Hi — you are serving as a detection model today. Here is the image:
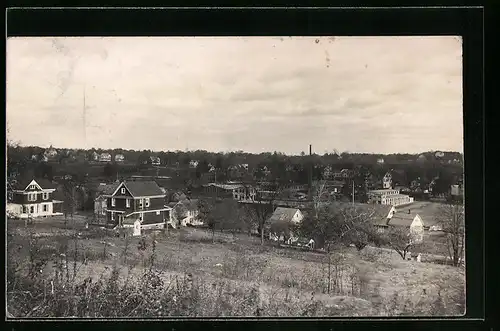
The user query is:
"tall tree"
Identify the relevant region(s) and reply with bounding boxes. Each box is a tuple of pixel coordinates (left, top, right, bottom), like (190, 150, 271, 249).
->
(242, 179, 284, 245)
(197, 198, 218, 242)
(434, 202, 465, 266)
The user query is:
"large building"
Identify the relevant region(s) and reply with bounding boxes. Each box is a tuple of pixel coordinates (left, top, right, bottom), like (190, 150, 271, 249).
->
(7, 178, 64, 218)
(202, 183, 257, 201)
(104, 180, 172, 229)
(367, 189, 414, 206)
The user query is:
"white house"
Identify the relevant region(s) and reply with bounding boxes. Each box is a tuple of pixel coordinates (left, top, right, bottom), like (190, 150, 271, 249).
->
(168, 199, 203, 227)
(115, 154, 125, 162)
(409, 214, 425, 244)
(99, 153, 112, 163)
(189, 160, 199, 168)
(269, 207, 304, 224)
(7, 178, 64, 219)
(150, 156, 161, 166)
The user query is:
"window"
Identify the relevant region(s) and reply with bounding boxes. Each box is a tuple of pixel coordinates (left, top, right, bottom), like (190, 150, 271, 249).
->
(145, 198, 150, 208)
(30, 206, 34, 213)
(139, 199, 144, 209)
(42, 192, 49, 200)
(28, 193, 37, 201)
(156, 211, 161, 215)
(111, 198, 116, 207)
(139, 213, 144, 221)
(126, 199, 130, 208)
(111, 212, 114, 221)
(43, 204, 48, 212)
(121, 188, 126, 194)
(29, 185, 36, 190)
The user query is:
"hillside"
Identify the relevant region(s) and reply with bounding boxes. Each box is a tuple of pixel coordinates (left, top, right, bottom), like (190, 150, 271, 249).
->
(7, 218, 465, 317)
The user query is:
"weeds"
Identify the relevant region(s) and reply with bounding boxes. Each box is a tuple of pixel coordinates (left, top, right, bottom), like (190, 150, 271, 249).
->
(7, 225, 466, 318)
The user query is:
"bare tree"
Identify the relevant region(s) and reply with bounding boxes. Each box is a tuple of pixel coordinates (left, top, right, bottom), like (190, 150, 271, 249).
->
(238, 205, 258, 237)
(383, 226, 413, 260)
(434, 202, 465, 266)
(197, 198, 218, 242)
(242, 180, 283, 245)
(297, 201, 385, 293)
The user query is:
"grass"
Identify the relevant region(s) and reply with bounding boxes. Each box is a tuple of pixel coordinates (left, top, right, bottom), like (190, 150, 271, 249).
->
(7, 216, 465, 318)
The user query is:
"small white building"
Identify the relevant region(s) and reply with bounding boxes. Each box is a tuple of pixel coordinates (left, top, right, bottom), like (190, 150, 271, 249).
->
(269, 207, 304, 224)
(43, 146, 58, 161)
(382, 172, 392, 189)
(189, 160, 199, 168)
(115, 154, 125, 162)
(409, 214, 424, 244)
(99, 153, 112, 163)
(150, 156, 161, 166)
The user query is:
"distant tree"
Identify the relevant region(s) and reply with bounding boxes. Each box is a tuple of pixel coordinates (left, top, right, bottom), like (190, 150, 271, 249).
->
(34, 163, 53, 181)
(197, 198, 218, 242)
(239, 205, 259, 236)
(213, 199, 241, 235)
(62, 180, 77, 224)
(196, 159, 210, 175)
(103, 163, 118, 180)
(181, 153, 191, 166)
(137, 150, 151, 167)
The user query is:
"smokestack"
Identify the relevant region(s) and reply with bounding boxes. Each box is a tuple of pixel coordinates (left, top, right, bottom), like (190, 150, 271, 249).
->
(309, 145, 313, 200)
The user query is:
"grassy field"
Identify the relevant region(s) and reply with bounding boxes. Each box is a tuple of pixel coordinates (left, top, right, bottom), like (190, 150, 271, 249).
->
(7, 216, 465, 318)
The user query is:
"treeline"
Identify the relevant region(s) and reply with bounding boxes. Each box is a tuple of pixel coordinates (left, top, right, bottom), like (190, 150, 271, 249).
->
(7, 145, 463, 195)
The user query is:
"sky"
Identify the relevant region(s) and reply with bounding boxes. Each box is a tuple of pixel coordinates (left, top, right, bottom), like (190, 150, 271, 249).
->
(6, 36, 463, 155)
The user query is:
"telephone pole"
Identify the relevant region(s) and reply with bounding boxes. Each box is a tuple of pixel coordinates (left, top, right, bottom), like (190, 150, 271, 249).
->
(352, 180, 355, 205)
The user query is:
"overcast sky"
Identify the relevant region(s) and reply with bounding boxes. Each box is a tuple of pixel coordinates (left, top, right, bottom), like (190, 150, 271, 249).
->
(6, 36, 463, 155)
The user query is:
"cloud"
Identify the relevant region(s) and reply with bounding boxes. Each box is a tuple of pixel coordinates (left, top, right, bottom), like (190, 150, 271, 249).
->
(6, 36, 463, 154)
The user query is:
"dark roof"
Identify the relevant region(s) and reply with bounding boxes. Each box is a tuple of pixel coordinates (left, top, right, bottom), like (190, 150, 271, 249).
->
(122, 181, 165, 197)
(327, 202, 394, 227)
(97, 182, 120, 195)
(168, 198, 199, 210)
(11, 178, 56, 190)
(269, 207, 301, 223)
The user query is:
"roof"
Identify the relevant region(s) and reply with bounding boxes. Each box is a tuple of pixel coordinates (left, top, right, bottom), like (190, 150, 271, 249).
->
(97, 182, 120, 195)
(121, 181, 165, 197)
(389, 209, 427, 227)
(328, 202, 394, 227)
(11, 178, 56, 190)
(368, 189, 400, 194)
(269, 207, 301, 223)
(168, 198, 199, 210)
(204, 183, 244, 190)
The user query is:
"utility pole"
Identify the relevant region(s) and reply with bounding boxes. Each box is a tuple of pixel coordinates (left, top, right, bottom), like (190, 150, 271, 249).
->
(352, 180, 355, 205)
(309, 144, 313, 201)
(83, 86, 86, 146)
